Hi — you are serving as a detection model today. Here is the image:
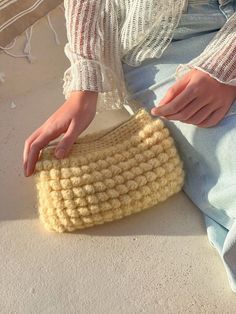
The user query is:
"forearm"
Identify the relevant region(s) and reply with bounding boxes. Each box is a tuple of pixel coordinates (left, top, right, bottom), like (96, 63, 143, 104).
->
(63, 0, 106, 97)
(63, 0, 124, 100)
(176, 12, 236, 86)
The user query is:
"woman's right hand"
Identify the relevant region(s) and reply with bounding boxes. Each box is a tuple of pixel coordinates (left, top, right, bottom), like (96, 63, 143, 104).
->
(23, 90, 98, 177)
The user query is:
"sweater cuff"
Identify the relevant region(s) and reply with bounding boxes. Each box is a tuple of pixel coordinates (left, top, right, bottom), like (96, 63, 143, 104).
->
(175, 61, 236, 87)
(175, 12, 236, 86)
(62, 43, 112, 100)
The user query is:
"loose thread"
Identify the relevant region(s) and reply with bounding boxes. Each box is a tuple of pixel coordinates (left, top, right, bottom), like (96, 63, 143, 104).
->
(0, 4, 64, 74)
(24, 25, 36, 63)
(59, 3, 65, 13)
(0, 38, 17, 51)
(0, 72, 6, 83)
(47, 12, 60, 45)
(0, 25, 35, 62)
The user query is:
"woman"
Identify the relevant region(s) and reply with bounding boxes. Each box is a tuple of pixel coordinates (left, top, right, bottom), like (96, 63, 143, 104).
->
(23, 0, 236, 291)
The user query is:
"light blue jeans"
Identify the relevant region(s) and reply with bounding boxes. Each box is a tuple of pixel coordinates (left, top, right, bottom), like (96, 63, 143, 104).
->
(122, 0, 236, 292)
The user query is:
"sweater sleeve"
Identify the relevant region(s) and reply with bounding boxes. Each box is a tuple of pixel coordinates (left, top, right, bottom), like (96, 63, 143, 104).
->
(175, 12, 236, 86)
(62, 0, 124, 101)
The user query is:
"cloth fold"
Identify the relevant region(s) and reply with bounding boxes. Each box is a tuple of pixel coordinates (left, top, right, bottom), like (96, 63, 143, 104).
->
(0, 0, 62, 47)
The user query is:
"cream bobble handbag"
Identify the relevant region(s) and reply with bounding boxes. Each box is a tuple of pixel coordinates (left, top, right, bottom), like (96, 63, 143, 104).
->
(34, 108, 185, 233)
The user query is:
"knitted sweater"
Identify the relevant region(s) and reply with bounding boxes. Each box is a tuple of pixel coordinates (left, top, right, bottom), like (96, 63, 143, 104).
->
(62, 0, 236, 113)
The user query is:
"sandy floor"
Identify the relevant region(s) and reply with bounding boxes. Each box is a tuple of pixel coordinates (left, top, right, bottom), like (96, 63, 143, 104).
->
(0, 6, 236, 313)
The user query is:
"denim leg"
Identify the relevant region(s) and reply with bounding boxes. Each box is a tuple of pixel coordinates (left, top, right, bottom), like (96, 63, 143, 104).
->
(122, 29, 236, 229)
(218, 0, 236, 19)
(122, 27, 236, 292)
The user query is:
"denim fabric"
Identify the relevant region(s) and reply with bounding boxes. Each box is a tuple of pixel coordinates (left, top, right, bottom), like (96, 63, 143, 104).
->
(122, 0, 236, 292)
(173, 0, 228, 41)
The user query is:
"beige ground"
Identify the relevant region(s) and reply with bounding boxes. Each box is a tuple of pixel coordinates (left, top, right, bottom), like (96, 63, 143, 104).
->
(0, 6, 236, 313)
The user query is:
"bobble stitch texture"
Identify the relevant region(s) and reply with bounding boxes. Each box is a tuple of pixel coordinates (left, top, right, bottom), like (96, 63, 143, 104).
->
(34, 108, 185, 233)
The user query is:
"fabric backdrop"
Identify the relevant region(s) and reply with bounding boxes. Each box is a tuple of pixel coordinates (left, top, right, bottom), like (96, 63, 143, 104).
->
(0, 0, 62, 47)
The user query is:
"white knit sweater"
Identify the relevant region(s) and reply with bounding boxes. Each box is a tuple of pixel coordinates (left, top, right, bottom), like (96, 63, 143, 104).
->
(62, 0, 236, 113)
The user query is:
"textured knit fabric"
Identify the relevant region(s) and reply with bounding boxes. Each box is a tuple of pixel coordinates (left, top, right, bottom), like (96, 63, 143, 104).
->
(122, 0, 236, 292)
(62, 0, 236, 113)
(34, 109, 184, 233)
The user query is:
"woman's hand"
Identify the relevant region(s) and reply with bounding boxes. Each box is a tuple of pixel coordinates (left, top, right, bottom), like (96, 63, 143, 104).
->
(151, 68, 236, 127)
(23, 90, 98, 177)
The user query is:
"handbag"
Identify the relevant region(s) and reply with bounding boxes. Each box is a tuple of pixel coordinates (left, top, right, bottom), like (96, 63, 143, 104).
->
(34, 108, 185, 233)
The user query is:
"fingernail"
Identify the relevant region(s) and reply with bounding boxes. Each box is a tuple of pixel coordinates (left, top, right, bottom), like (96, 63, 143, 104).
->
(55, 148, 65, 159)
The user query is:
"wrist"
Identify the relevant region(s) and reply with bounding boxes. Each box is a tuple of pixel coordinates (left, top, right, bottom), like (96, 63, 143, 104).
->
(67, 90, 98, 111)
(69, 90, 98, 105)
(69, 90, 98, 101)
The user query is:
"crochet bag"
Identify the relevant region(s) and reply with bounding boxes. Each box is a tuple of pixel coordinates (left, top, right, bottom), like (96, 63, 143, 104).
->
(34, 108, 185, 233)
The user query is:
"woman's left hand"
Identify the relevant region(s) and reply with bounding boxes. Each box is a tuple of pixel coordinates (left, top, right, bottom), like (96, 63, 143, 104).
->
(151, 68, 236, 127)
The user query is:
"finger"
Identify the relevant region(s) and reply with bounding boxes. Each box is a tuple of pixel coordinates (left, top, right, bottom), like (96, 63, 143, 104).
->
(26, 132, 54, 176)
(152, 85, 197, 117)
(23, 128, 42, 173)
(158, 72, 192, 106)
(197, 106, 226, 128)
(54, 120, 81, 159)
(184, 104, 219, 126)
(162, 98, 207, 122)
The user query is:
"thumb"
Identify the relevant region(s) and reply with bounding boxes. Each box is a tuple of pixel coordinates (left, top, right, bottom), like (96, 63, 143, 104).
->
(54, 121, 80, 159)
